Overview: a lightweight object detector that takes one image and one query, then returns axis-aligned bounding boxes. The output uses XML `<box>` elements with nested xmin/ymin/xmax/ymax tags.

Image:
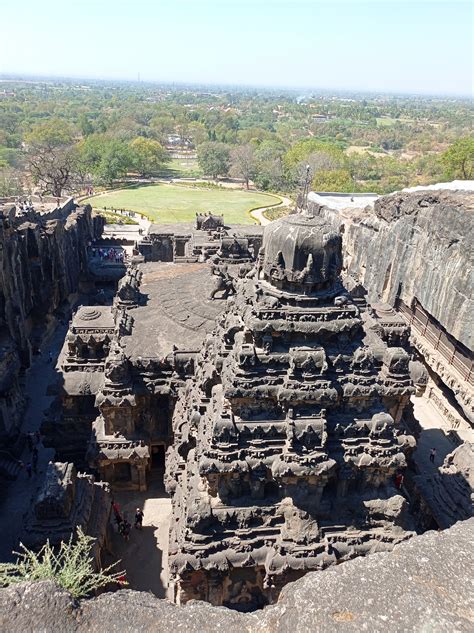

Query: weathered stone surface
<box><xmin>0</xmin><ymin>519</ymin><xmax>472</xmax><ymax>632</ymax></box>
<box><xmin>310</xmin><ymin>190</ymin><xmax>473</xmax><ymax>350</ymax></box>
<box><xmin>21</xmin><ymin>461</ymin><xmax>111</xmax><ymax>563</ymax></box>
<box><xmin>412</xmin><ymin>442</ymin><xmax>474</xmax><ymax>530</ymax></box>
<box><xmin>165</xmin><ymin>208</ymin><xmax>417</xmax><ymax>608</ymax></box>
<box><xmin>308</xmin><ymin>189</ymin><xmax>473</xmax><ymax>423</ymax></box>
<box><xmin>0</xmin><ymin>202</ymin><xmax>104</xmax><ymax>445</ymax></box>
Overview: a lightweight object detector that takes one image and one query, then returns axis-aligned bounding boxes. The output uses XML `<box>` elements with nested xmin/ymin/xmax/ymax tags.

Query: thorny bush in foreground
<box><xmin>0</xmin><ymin>528</ymin><xmax>125</xmax><ymax>598</ymax></box>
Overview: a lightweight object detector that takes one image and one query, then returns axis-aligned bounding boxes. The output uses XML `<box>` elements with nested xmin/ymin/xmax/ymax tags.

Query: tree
<box><xmin>230</xmin><ymin>144</ymin><xmax>256</xmax><ymax>189</ymax></box>
<box><xmin>77</xmin><ymin>135</ymin><xmax>135</xmax><ymax>186</ymax></box>
<box><xmin>25</xmin><ymin>119</ymin><xmax>77</xmax><ymax>197</ymax></box>
<box><xmin>197</xmin><ymin>142</ymin><xmax>230</xmax><ymax>180</ymax></box>
<box><xmin>284</xmin><ymin>139</ymin><xmax>345</xmax><ymax>170</ymax></box>
<box><xmin>0</xmin><ymin>167</ymin><xmax>22</xmax><ymax>197</ymax></box>
<box><xmin>130</xmin><ymin>137</ymin><xmax>169</xmax><ymax>177</ymax></box>
<box><xmin>442</xmin><ymin>137</ymin><xmax>474</xmax><ymax>180</ymax></box>
<box><xmin>253</xmin><ymin>141</ymin><xmax>287</xmax><ymax>191</ymax></box>
<box><xmin>312</xmin><ymin>169</ymin><xmax>354</xmax><ymax>193</ymax></box>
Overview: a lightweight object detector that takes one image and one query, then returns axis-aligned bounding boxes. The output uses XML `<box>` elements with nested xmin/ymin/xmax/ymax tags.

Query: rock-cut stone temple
<box><xmin>165</xmin><ymin>207</ymin><xmax>417</xmax><ymax>610</ymax></box>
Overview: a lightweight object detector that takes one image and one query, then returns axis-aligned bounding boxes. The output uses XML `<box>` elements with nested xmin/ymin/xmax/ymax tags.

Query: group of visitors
<box><xmin>16</xmin><ymin>198</ymin><xmax>34</xmax><ymax>213</ymax></box>
<box><xmin>111</xmin><ymin>501</ymin><xmax>145</xmax><ymax>541</ymax></box>
<box><xmin>91</xmin><ymin>247</ymin><xmax>125</xmax><ymax>263</ymax></box>
<box><xmin>103</xmin><ymin>207</ymin><xmax>137</xmax><ymax>219</ymax></box>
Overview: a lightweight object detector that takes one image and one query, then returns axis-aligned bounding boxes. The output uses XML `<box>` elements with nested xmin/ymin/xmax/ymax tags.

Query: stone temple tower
<box><xmin>165</xmin><ymin>207</ymin><xmax>416</xmax><ymax>610</ymax></box>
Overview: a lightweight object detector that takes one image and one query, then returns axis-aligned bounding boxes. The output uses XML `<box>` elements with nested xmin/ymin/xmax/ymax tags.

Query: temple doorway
<box><xmin>151</xmin><ymin>444</ymin><xmax>166</xmax><ymax>469</ymax></box>
<box><xmin>114</xmin><ymin>462</ymin><xmax>131</xmax><ymax>482</ymax></box>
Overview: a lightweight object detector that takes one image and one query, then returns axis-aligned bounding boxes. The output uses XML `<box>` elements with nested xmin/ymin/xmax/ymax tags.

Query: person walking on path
<box><xmin>134</xmin><ymin>508</ymin><xmax>144</xmax><ymax>530</ymax></box>
<box><xmin>429</xmin><ymin>447</ymin><xmax>437</xmax><ymax>463</ymax></box>
<box><xmin>25</xmin><ymin>462</ymin><xmax>32</xmax><ymax>478</ymax></box>
<box><xmin>26</xmin><ymin>432</ymin><xmax>34</xmax><ymax>452</ymax></box>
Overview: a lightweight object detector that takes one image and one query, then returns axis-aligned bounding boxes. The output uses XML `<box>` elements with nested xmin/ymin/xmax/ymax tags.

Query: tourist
<box><xmin>26</xmin><ymin>433</ymin><xmax>34</xmax><ymax>452</ymax></box>
<box><xmin>48</xmin><ymin>351</ymin><xmax>53</xmax><ymax>364</ymax></box>
<box><xmin>395</xmin><ymin>472</ymin><xmax>404</xmax><ymax>489</ymax></box>
<box><xmin>112</xmin><ymin>501</ymin><xmax>122</xmax><ymax>523</ymax></box>
<box><xmin>35</xmin><ymin>430</ymin><xmax>41</xmax><ymax>446</ymax></box>
<box><xmin>429</xmin><ymin>447</ymin><xmax>437</xmax><ymax>463</ymax></box>
<box><xmin>120</xmin><ymin>520</ymin><xmax>131</xmax><ymax>541</ymax></box>
<box><xmin>134</xmin><ymin>508</ymin><xmax>144</xmax><ymax>530</ymax></box>
<box><xmin>26</xmin><ymin>462</ymin><xmax>32</xmax><ymax>478</ymax></box>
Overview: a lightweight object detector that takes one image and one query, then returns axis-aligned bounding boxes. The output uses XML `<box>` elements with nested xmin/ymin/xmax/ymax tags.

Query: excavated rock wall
<box><xmin>310</xmin><ymin>190</ymin><xmax>473</xmax><ymax>350</ymax></box>
<box><xmin>0</xmin><ymin>203</ymin><xmax>104</xmax><ymax>443</ymax></box>
<box><xmin>0</xmin><ymin>519</ymin><xmax>472</xmax><ymax>632</ymax></box>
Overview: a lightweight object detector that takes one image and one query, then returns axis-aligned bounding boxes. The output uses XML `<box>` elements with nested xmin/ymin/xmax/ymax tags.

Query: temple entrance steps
<box><xmin>0</xmin><ymin>452</ymin><xmax>23</xmax><ymax>480</ymax></box>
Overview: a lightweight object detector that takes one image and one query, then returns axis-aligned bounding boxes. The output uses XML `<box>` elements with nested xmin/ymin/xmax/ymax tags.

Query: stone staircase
<box><xmin>0</xmin><ymin>451</ymin><xmax>23</xmax><ymax>480</ymax></box>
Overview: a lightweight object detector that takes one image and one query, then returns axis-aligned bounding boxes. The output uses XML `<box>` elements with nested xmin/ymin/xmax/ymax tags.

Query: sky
<box><xmin>1</xmin><ymin>0</ymin><xmax>472</xmax><ymax>96</ymax></box>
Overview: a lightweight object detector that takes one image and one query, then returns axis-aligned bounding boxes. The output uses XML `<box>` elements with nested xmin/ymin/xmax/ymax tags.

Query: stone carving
<box><xmin>196</xmin><ymin>213</ymin><xmax>224</xmax><ymax>231</ymax></box>
<box><xmin>412</xmin><ymin>442</ymin><xmax>474</xmax><ymax>530</ymax></box>
<box><xmin>209</xmin><ymin>264</ymin><xmax>236</xmax><ymax>300</ymax></box>
<box><xmin>165</xmin><ymin>205</ymin><xmax>416</xmax><ymax>609</ymax></box>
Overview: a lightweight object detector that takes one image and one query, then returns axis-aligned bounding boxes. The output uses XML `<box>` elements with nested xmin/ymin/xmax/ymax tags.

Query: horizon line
<box><xmin>0</xmin><ymin>71</ymin><xmax>472</xmax><ymax>100</ymax></box>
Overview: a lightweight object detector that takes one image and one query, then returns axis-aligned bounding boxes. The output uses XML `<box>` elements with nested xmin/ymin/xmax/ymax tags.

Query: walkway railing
<box><xmin>397</xmin><ymin>299</ymin><xmax>473</xmax><ymax>385</ymax></box>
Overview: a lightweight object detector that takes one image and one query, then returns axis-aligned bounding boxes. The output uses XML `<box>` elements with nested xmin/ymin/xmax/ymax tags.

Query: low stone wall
<box><xmin>0</xmin><ymin>519</ymin><xmax>472</xmax><ymax>632</ymax></box>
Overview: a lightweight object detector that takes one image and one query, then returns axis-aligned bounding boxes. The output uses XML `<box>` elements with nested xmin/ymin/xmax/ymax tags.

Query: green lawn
<box><xmin>159</xmin><ymin>157</ymin><xmax>202</xmax><ymax>178</ymax></box>
<box><xmin>84</xmin><ymin>183</ymin><xmax>280</xmax><ymax>224</ymax></box>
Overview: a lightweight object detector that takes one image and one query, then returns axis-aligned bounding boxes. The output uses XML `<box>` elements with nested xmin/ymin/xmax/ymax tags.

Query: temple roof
<box><xmin>121</xmin><ymin>262</ymin><xmax>227</xmax><ymax>361</ymax></box>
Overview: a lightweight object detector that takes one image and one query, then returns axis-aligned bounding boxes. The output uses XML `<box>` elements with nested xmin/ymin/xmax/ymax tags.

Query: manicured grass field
<box><xmin>84</xmin><ymin>183</ymin><xmax>280</xmax><ymax>224</ymax></box>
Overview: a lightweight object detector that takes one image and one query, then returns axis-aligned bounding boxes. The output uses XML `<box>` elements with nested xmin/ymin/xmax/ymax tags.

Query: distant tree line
<box><xmin>0</xmin><ymin>81</ymin><xmax>472</xmax><ymax>197</ymax></box>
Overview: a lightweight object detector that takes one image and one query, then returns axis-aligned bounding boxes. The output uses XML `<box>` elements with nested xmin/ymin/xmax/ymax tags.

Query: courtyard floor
<box><xmin>411</xmin><ymin>394</ymin><xmax>458</xmax><ymax>474</ymax></box>
<box><xmin>107</xmin><ymin>468</ymin><xmax>171</xmax><ymax>599</ymax></box>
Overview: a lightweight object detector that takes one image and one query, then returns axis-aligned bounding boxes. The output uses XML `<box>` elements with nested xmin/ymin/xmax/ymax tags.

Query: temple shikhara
<box><xmin>165</xmin><ymin>207</ymin><xmax>417</xmax><ymax>608</ymax></box>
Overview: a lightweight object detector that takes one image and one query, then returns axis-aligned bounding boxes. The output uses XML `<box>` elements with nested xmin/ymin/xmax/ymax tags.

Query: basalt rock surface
<box><xmin>0</xmin><ymin>202</ymin><xmax>104</xmax><ymax>445</ymax></box>
<box><xmin>0</xmin><ymin>519</ymin><xmax>472</xmax><ymax>633</ymax></box>
<box><xmin>310</xmin><ymin>190</ymin><xmax>473</xmax><ymax>350</ymax></box>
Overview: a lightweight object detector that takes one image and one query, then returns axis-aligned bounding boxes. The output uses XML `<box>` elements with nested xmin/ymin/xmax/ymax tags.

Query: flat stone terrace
<box><xmin>122</xmin><ymin>262</ymin><xmax>227</xmax><ymax>360</ymax></box>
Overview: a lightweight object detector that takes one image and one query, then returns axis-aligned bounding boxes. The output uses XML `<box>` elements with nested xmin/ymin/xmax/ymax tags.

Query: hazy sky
<box><xmin>1</xmin><ymin>0</ymin><xmax>472</xmax><ymax>95</ymax></box>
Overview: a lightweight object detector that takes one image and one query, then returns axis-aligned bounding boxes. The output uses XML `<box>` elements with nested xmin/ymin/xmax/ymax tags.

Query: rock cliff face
<box><xmin>311</xmin><ymin>190</ymin><xmax>473</xmax><ymax>350</ymax></box>
<box><xmin>413</xmin><ymin>442</ymin><xmax>474</xmax><ymax>530</ymax></box>
<box><xmin>0</xmin><ymin>519</ymin><xmax>472</xmax><ymax>633</ymax></box>
<box><xmin>0</xmin><ymin>201</ymin><xmax>104</xmax><ymax>444</ymax></box>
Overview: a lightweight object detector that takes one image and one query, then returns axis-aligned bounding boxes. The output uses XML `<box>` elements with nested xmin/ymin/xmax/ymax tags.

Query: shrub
<box><xmin>0</xmin><ymin>528</ymin><xmax>124</xmax><ymax>598</ymax></box>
